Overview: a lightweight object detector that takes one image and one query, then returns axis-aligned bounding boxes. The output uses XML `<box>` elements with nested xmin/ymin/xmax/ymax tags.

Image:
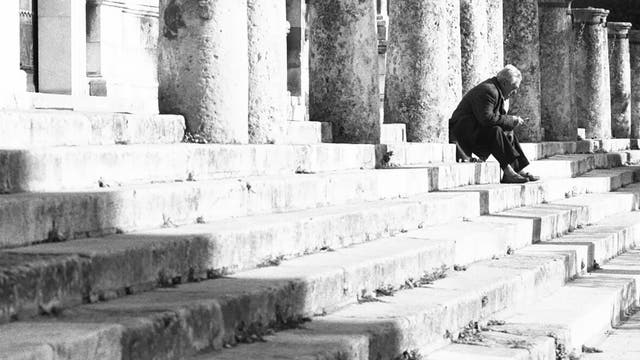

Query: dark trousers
<box><xmin>471</xmin><ymin>126</ymin><xmax>530</xmax><ymax>172</ymax></box>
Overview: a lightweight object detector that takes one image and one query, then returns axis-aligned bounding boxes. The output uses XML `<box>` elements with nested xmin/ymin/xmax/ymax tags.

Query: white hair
<box><xmin>496</xmin><ymin>65</ymin><xmax>522</xmax><ymax>85</ymax></box>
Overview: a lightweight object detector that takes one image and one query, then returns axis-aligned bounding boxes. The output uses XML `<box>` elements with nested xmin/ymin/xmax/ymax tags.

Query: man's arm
<box><xmin>470</xmin><ymin>89</ymin><xmax>519</xmax><ymax>130</ymax></box>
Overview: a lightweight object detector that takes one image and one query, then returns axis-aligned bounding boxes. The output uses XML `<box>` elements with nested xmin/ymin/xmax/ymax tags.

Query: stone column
<box><xmin>539</xmin><ymin>0</ymin><xmax>574</xmax><ymax>141</ymax></box>
<box><xmin>486</xmin><ymin>0</ymin><xmax>504</xmax><ymax>74</ymax></box>
<box><xmin>384</xmin><ymin>0</ymin><xmax>448</xmax><ymax>142</ymax></box>
<box><xmin>158</xmin><ymin>0</ymin><xmax>248</xmax><ymax>144</ymax></box>
<box><xmin>571</xmin><ymin>8</ymin><xmax>611</xmax><ymax>139</ymax></box>
<box><xmin>0</xmin><ymin>1</ymin><xmax>26</xmax><ymax>106</ymax></box>
<box><xmin>446</xmin><ymin>0</ymin><xmax>463</xmax><ymax>120</ymax></box>
<box><xmin>38</xmin><ymin>0</ymin><xmax>87</xmax><ymax>95</ymax></box>
<box><xmin>461</xmin><ymin>0</ymin><xmax>489</xmax><ymax>93</ymax></box>
<box><xmin>608</xmin><ymin>22</ymin><xmax>633</xmax><ymax>139</ymax></box>
<box><xmin>630</xmin><ymin>30</ymin><xmax>640</xmax><ymax>139</ymax></box>
<box><xmin>503</xmin><ymin>0</ymin><xmax>542</xmax><ymax>141</ymax></box>
<box><xmin>308</xmin><ymin>0</ymin><xmax>380</xmax><ymax>144</ymax></box>
<box><xmin>248</xmin><ymin>0</ymin><xmax>288</xmax><ymax>144</ymax></box>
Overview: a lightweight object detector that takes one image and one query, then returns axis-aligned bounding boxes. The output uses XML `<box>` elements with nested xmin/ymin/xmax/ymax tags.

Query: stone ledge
<box><xmin>0</xmin><ymin>110</ymin><xmax>185</xmax><ymax>147</ymax></box>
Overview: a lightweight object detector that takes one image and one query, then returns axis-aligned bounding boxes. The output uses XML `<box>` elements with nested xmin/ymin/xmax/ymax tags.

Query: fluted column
<box><xmin>461</xmin><ymin>0</ymin><xmax>489</xmax><ymax>93</ymax></box>
<box><xmin>159</xmin><ymin>0</ymin><xmax>248</xmax><ymax>144</ymax></box>
<box><xmin>384</xmin><ymin>0</ymin><xmax>448</xmax><ymax>142</ymax></box>
<box><xmin>308</xmin><ymin>0</ymin><xmax>380</xmax><ymax>143</ymax></box>
<box><xmin>248</xmin><ymin>0</ymin><xmax>288</xmax><ymax>144</ymax></box>
<box><xmin>571</xmin><ymin>8</ymin><xmax>611</xmax><ymax>139</ymax></box>
<box><xmin>539</xmin><ymin>0</ymin><xmax>574</xmax><ymax>140</ymax></box>
<box><xmin>608</xmin><ymin>22</ymin><xmax>633</xmax><ymax>139</ymax></box>
<box><xmin>446</xmin><ymin>0</ymin><xmax>463</xmax><ymax>120</ymax></box>
<box><xmin>503</xmin><ymin>0</ymin><xmax>542</xmax><ymax>141</ymax></box>
<box><xmin>631</xmin><ymin>30</ymin><xmax>640</xmax><ymax>139</ymax></box>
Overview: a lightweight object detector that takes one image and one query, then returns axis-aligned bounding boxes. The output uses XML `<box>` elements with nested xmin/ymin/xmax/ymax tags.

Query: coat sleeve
<box><xmin>470</xmin><ymin>88</ymin><xmax>518</xmax><ymax>130</ymax></box>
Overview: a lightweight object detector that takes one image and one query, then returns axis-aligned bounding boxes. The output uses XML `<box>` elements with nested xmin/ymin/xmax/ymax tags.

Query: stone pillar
<box><xmin>539</xmin><ymin>0</ymin><xmax>574</xmax><ymax>141</ymax></box>
<box><xmin>248</xmin><ymin>0</ymin><xmax>288</xmax><ymax>144</ymax></box>
<box><xmin>486</xmin><ymin>0</ymin><xmax>504</xmax><ymax>74</ymax></box>
<box><xmin>0</xmin><ymin>0</ymin><xmax>26</xmax><ymax>106</ymax></box>
<box><xmin>308</xmin><ymin>0</ymin><xmax>380</xmax><ymax>144</ymax></box>
<box><xmin>631</xmin><ymin>30</ymin><xmax>640</xmax><ymax>139</ymax></box>
<box><xmin>446</xmin><ymin>0</ymin><xmax>463</xmax><ymax>119</ymax></box>
<box><xmin>503</xmin><ymin>0</ymin><xmax>542</xmax><ymax>141</ymax></box>
<box><xmin>158</xmin><ymin>0</ymin><xmax>248</xmax><ymax>144</ymax></box>
<box><xmin>38</xmin><ymin>0</ymin><xmax>87</xmax><ymax>95</ymax></box>
<box><xmin>608</xmin><ymin>22</ymin><xmax>633</xmax><ymax>139</ymax></box>
<box><xmin>461</xmin><ymin>0</ymin><xmax>489</xmax><ymax>93</ymax></box>
<box><xmin>571</xmin><ymin>8</ymin><xmax>611</xmax><ymax>139</ymax></box>
<box><xmin>384</xmin><ymin>0</ymin><xmax>448</xmax><ymax>142</ymax></box>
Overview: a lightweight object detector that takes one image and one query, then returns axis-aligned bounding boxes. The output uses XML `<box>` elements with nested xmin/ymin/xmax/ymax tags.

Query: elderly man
<box><xmin>449</xmin><ymin>65</ymin><xmax>538</xmax><ymax>183</ymax></box>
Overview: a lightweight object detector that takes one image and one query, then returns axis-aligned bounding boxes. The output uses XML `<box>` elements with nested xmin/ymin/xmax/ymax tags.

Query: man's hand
<box><xmin>504</xmin><ymin>115</ymin><xmax>525</xmax><ymax>128</ymax></box>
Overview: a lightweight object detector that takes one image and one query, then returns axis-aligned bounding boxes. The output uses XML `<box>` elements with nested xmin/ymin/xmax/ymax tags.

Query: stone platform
<box><xmin>2</xmin><ymin>110</ymin><xmax>640</xmax><ymax>359</ymax></box>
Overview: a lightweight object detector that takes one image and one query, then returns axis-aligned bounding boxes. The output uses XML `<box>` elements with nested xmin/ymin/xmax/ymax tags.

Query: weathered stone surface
<box><xmin>608</xmin><ymin>22</ymin><xmax>633</xmax><ymax>139</ymax></box>
<box><xmin>308</xmin><ymin>0</ymin><xmax>380</xmax><ymax>144</ymax></box>
<box><xmin>460</xmin><ymin>0</ymin><xmax>489</xmax><ymax>93</ymax></box>
<box><xmin>571</xmin><ymin>8</ymin><xmax>612</xmax><ymax>139</ymax></box>
<box><xmin>384</xmin><ymin>0</ymin><xmax>448</xmax><ymax>142</ymax></box>
<box><xmin>486</xmin><ymin>0</ymin><xmax>504</xmax><ymax>74</ymax></box>
<box><xmin>503</xmin><ymin>0</ymin><xmax>542</xmax><ymax>142</ymax></box>
<box><xmin>630</xmin><ymin>30</ymin><xmax>640</xmax><ymax>139</ymax></box>
<box><xmin>248</xmin><ymin>0</ymin><xmax>287</xmax><ymax>144</ymax></box>
<box><xmin>445</xmin><ymin>0</ymin><xmax>463</xmax><ymax>119</ymax></box>
<box><xmin>539</xmin><ymin>2</ymin><xmax>574</xmax><ymax>141</ymax></box>
<box><xmin>158</xmin><ymin>0</ymin><xmax>248</xmax><ymax>144</ymax></box>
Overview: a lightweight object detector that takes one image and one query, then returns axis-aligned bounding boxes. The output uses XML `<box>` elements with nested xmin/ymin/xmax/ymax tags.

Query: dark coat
<box><xmin>449</xmin><ymin>77</ymin><xmax>519</xmax><ymax>157</ymax></box>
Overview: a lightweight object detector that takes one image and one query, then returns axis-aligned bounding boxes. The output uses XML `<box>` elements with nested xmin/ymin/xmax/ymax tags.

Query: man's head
<box><xmin>496</xmin><ymin>65</ymin><xmax>522</xmax><ymax>99</ymax></box>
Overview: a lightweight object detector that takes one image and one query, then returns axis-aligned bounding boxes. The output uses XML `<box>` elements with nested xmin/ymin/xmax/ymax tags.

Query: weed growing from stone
<box><xmin>257</xmin><ymin>255</ymin><xmax>286</xmax><ymax>268</ymax></box>
<box><xmin>182</xmin><ymin>131</ymin><xmax>209</xmax><ymax>144</ymax></box>
<box><xmin>380</xmin><ymin>151</ymin><xmax>395</xmax><ymax>168</ymax></box>
<box><xmin>454</xmin><ymin>321</ymin><xmax>484</xmax><ymax>345</ymax></box>
<box><xmin>357</xmin><ymin>289</ymin><xmax>384</xmax><ymax>303</ymax></box>
<box><xmin>196</xmin><ymin>216</ymin><xmax>206</xmax><ymax>224</ymax></box>
<box><xmin>593</xmin><ymin>260</ymin><xmax>601</xmax><ymax>270</ymax></box>
<box><xmin>453</xmin><ymin>264</ymin><xmax>467</xmax><ymax>271</ymax></box>
<box><xmin>162</xmin><ymin>214</ymin><xmax>177</xmax><ymax>228</ymax></box>
<box><xmin>506</xmin><ymin>246</ymin><xmax>515</xmax><ymax>255</ymax></box>
<box><xmin>486</xmin><ymin>319</ymin><xmax>506</xmax><ymax>326</ymax></box>
<box><xmin>375</xmin><ymin>284</ymin><xmax>397</xmax><ymax>297</ymax></box>
<box><xmin>402</xmin><ymin>265</ymin><xmax>449</xmax><ymax>289</ymax></box>
<box><xmin>393</xmin><ymin>350</ymin><xmax>422</xmax><ymax>360</ymax></box>
<box><xmin>206</xmin><ymin>267</ymin><xmax>230</xmax><ymax>279</ymax></box>
<box><xmin>295</xmin><ymin>166</ymin><xmax>315</xmax><ymax>174</ymax></box>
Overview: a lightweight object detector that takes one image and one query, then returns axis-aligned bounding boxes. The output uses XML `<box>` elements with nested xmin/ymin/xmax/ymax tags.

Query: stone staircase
<box><xmin>3</xmin><ymin>110</ymin><xmax>640</xmax><ymax>359</ymax></box>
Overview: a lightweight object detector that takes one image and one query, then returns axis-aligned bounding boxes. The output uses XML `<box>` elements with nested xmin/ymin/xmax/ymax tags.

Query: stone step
<box><xmin>381</xmin><ymin>123</ymin><xmax>407</xmax><ymax>143</ymax></box>
<box><xmin>0</xmin><ymin>163</ymin><xmax>499</xmax><ymax>248</ymax></box>
<box><xmin>0</xmin><ymin>143</ymin><xmax>378</xmax><ymax>193</ymax></box>
<box><xmin>519</xmin><ymin>139</ymin><xmax>634</xmax><ymax>162</ymax></box>
<box><xmin>0</xmin><ymin>110</ymin><xmax>185</xmax><ymax>147</ymax></box>
<box><xmin>191</xmin><ymin>215</ymin><xmax>640</xmax><ymax>360</ymax></box>
<box><xmin>283</xmin><ymin>121</ymin><xmax>332</xmax><ymax>144</ymax></box>
<box><xmin>5</xmin><ymin>196</ymin><xmax>640</xmax><ymax>360</ymax></box>
<box><xmin>582</xmin><ymin>308</ymin><xmax>640</xmax><ymax>359</ymax></box>
<box><xmin>0</xmin><ymin>217</ymin><xmax>581</xmax><ymax>360</ymax></box>
<box><xmin>2</xmin><ymin>176</ymin><xmax>638</xmax><ymax>333</ymax></box>
<box><xmin>380</xmin><ymin>142</ymin><xmax>456</xmax><ymax>166</ymax></box>
<box><xmin>425</xmin><ymin>332</ymin><xmax>555</xmax><ymax>360</ymax></box>
<box><xmin>488</xmin><ymin>249</ymin><xmax>640</xmax><ymax>357</ymax></box>
<box><xmin>448</xmin><ymin>166</ymin><xmax>640</xmax><ymax>214</ymax></box>
<box><xmin>0</xmin><ymin>191</ymin><xmax>480</xmax><ymax>323</ymax></box>
<box><xmin>523</xmin><ymin>153</ymin><xmax>625</xmax><ymax>179</ymax></box>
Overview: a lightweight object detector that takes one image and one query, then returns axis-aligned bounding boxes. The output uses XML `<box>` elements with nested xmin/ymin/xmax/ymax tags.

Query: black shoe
<box><xmin>501</xmin><ymin>172</ymin><xmax>529</xmax><ymax>184</ymax></box>
<box><xmin>519</xmin><ymin>172</ymin><xmax>540</xmax><ymax>182</ymax></box>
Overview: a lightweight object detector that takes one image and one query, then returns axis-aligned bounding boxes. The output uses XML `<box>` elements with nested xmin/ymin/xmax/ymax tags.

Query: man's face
<box><xmin>505</xmin><ymin>79</ymin><xmax>521</xmax><ymax>99</ymax></box>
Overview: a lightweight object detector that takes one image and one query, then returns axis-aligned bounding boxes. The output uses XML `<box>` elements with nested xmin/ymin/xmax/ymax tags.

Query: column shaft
<box><xmin>631</xmin><ymin>31</ymin><xmax>640</xmax><ymax>139</ymax></box>
<box><xmin>486</xmin><ymin>0</ymin><xmax>504</xmax><ymax>74</ymax></box>
<box><xmin>308</xmin><ymin>0</ymin><xmax>379</xmax><ymax>144</ymax></box>
<box><xmin>461</xmin><ymin>0</ymin><xmax>489</xmax><ymax>93</ymax></box>
<box><xmin>38</xmin><ymin>0</ymin><xmax>87</xmax><ymax>95</ymax></box>
<box><xmin>539</xmin><ymin>0</ymin><xmax>574</xmax><ymax>140</ymax></box>
<box><xmin>446</xmin><ymin>0</ymin><xmax>463</xmax><ymax>120</ymax></box>
<box><xmin>608</xmin><ymin>22</ymin><xmax>633</xmax><ymax>138</ymax></box>
<box><xmin>384</xmin><ymin>0</ymin><xmax>448</xmax><ymax>142</ymax></box>
<box><xmin>158</xmin><ymin>0</ymin><xmax>248</xmax><ymax>144</ymax></box>
<box><xmin>248</xmin><ymin>0</ymin><xmax>287</xmax><ymax>144</ymax></box>
<box><xmin>503</xmin><ymin>0</ymin><xmax>542</xmax><ymax>141</ymax></box>
<box><xmin>571</xmin><ymin>8</ymin><xmax>611</xmax><ymax>139</ymax></box>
